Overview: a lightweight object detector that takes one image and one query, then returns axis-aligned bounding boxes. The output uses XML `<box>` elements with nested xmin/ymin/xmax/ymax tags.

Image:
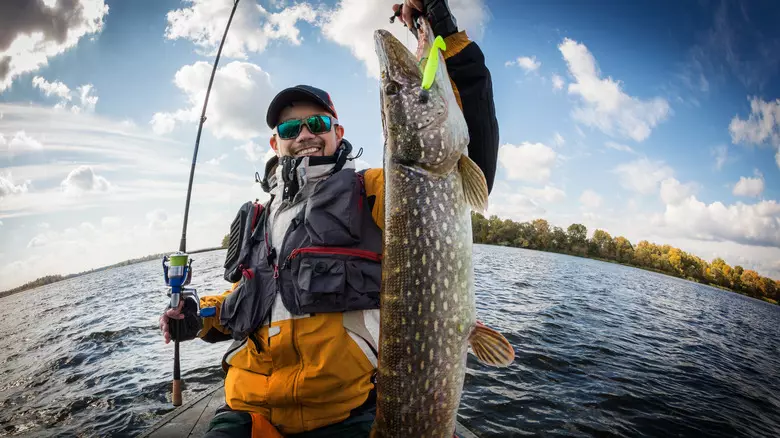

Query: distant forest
<box><xmin>471</xmin><ymin>213</ymin><xmax>780</xmax><ymax>305</ymax></box>
<box><xmin>0</xmin><ymin>247</ymin><xmax>222</xmax><ymax>299</ymax></box>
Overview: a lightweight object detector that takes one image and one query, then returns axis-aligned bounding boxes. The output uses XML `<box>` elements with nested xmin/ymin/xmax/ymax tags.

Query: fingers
<box><xmin>401</xmin><ymin>1</ymin><xmax>415</xmax><ymax>28</ymax></box>
<box><xmin>160</xmin><ymin>301</ymin><xmax>185</xmax><ymax>344</ymax></box>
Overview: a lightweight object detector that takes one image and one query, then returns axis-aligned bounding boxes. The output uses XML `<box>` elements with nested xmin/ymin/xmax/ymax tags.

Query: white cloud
<box><xmin>733</xmin><ymin>172</ymin><xmax>764</xmax><ymax>198</ymax></box>
<box><xmin>73</xmin><ymin>84</ymin><xmax>98</xmax><ymax>113</ymax></box>
<box><xmin>553</xmin><ymin>132</ymin><xmax>565</xmax><ymax>147</ymax></box>
<box><xmin>507</xmin><ymin>56</ymin><xmax>540</xmax><ymax>73</ymax></box>
<box><xmin>498</xmin><ymin>142</ymin><xmax>556</xmax><ymax>183</ymax></box>
<box><xmin>165</xmin><ymin>0</ymin><xmax>318</xmax><ymax>59</ymax></box>
<box><xmin>729</xmin><ymin>97</ymin><xmax>780</xmax><ymax>169</ymax></box>
<box><xmin>0</xmin><ymin>0</ymin><xmax>108</xmax><ymax>92</ymax></box>
<box><xmin>320</xmin><ymin>0</ymin><xmax>488</xmax><ymax>78</ymax></box>
<box><xmin>521</xmin><ymin>185</ymin><xmax>566</xmax><ymax>203</ymax></box>
<box><xmin>660</xmin><ymin>177</ymin><xmax>696</xmax><ymax>205</ymax></box>
<box><xmin>551</xmin><ymin>74</ymin><xmax>564</xmax><ymax>91</ymax></box>
<box><xmin>150</xmin><ymin>112</ymin><xmax>177</xmax><ymax>136</ymax></box>
<box><xmin>605</xmin><ymin>141</ymin><xmax>635</xmax><ymax>153</ymax></box>
<box><xmin>27</xmin><ymin>234</ymin><xmax>48</xmax><ymax>248</ymax></box>
<box><xmin>657</xmin><ymin>197</ymin><xmax>780</xmax><ymax>248</ymax></box>
<box><xmin>32</xmin><ymin>76</ymin><xmax>71</xmax><ymax>100</ymax></box>
<box><xmin>5</xmin><ymin>131</ymin><xmax>44</xmax><ymax>151</ymax></box>
<box><xmin>558</xmin><ymin>38</ymin><xmax>671</xmax><ymax>142</ymax></box>
<box><xmin>32</xmin><ymin>76</ymin><xmax>98</xmax><ymax>113</ymax></box>
<box><xmin>60</xmin><ymin>165</ymin><xmax>110</xmax><ymax>195</ymax></box>
<box><xmin>0</xmin><ymin>172</ymin><xmax>30</xmax><ymax>199</ymax></box>
<box><xmin>712</xmin><ymin>144</ymin><xmax>728</xmax><ymax>170</ymax></box>
<box><xmin>151</xmin><ymin>61</ymin><xmax>275</xmax><ymax>140</ymax></box>
<box><xmin>579</xmin><ymin>189</ymin><xmax>602</xmax><ymax>209</ymax></box>
<box><xmin>206</xmin><ymin>153</ymin><xmax>228</xmax><ymax>166</ymax></box>
<box><xmin>613</xmin><ymin>158</ymin><xmax>674</xmax><ymax>195</ymax></box>
<box><xmin>486</xmin><ymin>181</ymin><xmax>546</xmax><ymax>222</ymax></box>
<box><xmin>729</xmin><ymin>97</ymin><xmax>780</xmax><ymax>146</ymax></box>
<box><xmin>235</xmin><ymin>140</ymin><xmax>276</xmax><ymax>164</ymax></box>
<box><xmin>146</xmin><ymin>209</ymin><xmax>171</xmax><ymax>230</ymax></box>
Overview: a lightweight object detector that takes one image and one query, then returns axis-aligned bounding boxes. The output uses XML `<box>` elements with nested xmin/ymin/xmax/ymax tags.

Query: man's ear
<box><xmin>335</xmin><ymin>124</ymin><xmax>345</xmax><ymax>142</ymax></box>
<box><xmin>269</xmin><ymin>134</ymin><xmax>278</xmax><ymax>152</ymax></box>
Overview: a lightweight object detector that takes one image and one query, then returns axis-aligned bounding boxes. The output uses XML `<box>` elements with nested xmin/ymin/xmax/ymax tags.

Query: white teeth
<box><xmin>295</xmin><ymin>147</ymin><xmax>319</xmax><ymax>156</ymax></box>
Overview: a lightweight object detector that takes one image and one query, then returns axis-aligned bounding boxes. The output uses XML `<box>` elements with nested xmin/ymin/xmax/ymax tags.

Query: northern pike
<box><xmin>372</xmin><ymin>19</ymin><xmax>515</xmax><ymax>438</ymax></box>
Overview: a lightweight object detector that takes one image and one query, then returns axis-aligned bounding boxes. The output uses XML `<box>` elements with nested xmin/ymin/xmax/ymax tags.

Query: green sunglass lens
<box><xmin>277</xmin><ymin>120</ymin><xmax>301</xmax><ymax>139</ymax></box>
<box><xmin>306</xmin><ymin>116</ymin><xmax>330</xmax><ymax>133</ymax></box>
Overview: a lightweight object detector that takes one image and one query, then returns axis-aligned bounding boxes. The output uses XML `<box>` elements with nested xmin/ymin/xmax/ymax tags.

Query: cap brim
<box><xmin>266</xmin><ymin>87</ymin><xmax>335</xmax><ymax>129</ymax></box>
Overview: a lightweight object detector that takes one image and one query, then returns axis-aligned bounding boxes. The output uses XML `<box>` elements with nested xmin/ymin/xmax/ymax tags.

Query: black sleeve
<box><xmin>445</xmin><ymin>41</ymin><xmax>500</xmax><ymax>194</ymax></box>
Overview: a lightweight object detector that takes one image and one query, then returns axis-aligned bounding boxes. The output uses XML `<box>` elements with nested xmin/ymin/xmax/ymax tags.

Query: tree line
<box><xmin>471</xmin><ymin>213</ymin><xmax>780</xmax><ymax>304</ymax></box>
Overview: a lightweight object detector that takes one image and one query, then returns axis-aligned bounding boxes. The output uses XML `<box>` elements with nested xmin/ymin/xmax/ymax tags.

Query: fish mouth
<box><xmin>374</xmin><ymin>29</ymin><xmax>421</xmax><ymax>84</ymax></box>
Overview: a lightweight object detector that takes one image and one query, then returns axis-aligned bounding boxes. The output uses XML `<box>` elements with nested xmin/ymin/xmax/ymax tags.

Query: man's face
<box><xmin>270</xmin><ymin>101</ymin><xmax>345</xmax><ymax>158</ymax></box>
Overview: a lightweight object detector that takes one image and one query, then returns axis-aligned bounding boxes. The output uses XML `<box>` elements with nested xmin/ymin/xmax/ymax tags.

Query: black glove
<box><xmin>424</xmin><ymin>0</ymin><xmax>459</xmax><ymax>38</ymax></box>
<box><xmin>169</xmin><ymin>296</ymin><xmax>203</xmax><ymax>342</ymax></box>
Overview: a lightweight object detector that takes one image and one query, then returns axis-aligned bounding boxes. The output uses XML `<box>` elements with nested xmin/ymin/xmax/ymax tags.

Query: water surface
<box><xmin>1</xmin><ymin>245</ymin><xmax>778</xmax><ymax>437</ymax></box>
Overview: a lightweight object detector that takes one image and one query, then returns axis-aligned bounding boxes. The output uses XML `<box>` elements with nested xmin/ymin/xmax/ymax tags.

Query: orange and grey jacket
<box><xmin>194</xmin><ymin>31</ymin><xmax>498</xmax><ymax>435</ymax></box>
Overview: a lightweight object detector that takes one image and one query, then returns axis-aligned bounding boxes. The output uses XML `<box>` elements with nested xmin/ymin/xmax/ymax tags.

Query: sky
<box><xmin>1</xmin><ymin>0</ymin><xmax>779</xmax><ymax>291</ymax></box>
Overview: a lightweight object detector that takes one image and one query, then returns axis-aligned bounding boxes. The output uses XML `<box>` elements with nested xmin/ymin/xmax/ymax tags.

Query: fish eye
<box><xmin>385</xmin><ymin>81</ymin><xmax>401</xmax><ymax>96</ymax></box>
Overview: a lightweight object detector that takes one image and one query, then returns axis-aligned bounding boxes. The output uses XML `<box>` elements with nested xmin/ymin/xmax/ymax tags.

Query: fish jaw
<box><xmin>374</xmin><ymin>28</ymin><xmax>467</xmax><ymax>176</ymax></box>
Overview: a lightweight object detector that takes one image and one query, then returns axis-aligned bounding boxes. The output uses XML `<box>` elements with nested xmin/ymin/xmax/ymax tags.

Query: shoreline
<box><xmin>475</xmin><ymin>242</ymin><xmax>779</xmax><ymax>306</ymax></box>
<box><xmin>0</xmin><ymin>247</ymin><xmax>225</xmax><ymax>299</ymax></box>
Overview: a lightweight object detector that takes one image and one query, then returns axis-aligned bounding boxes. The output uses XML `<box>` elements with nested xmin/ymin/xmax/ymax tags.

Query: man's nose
<box><xmin>295</xmin><ymin>124</ymin><xmax>316</xmax><ymax>141</ymax></box>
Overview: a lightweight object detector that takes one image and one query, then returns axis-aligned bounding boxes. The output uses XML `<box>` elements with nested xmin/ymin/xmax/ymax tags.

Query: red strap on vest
<box><xmin>250</xmin><ymin>202</ymin><xmax>263</xmax><ymax>231</ymax></box>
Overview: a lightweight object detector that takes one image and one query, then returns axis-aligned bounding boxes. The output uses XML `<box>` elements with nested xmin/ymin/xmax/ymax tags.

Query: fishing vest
<box><xmin>219</xmin><ymin>167</ymin><xmax>383</xmax><ymax>342</ymax></box>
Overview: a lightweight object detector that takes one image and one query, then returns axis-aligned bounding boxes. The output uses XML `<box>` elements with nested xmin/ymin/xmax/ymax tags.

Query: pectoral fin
<box><xmin>468</xmin><ymin>322</ymin><xmax>515</xmax><ymax>367</ymax></box>
<box><xmin>458</xmin><ymin>154</ymin><xmax>489</xmax><ymax>213</ymax></box>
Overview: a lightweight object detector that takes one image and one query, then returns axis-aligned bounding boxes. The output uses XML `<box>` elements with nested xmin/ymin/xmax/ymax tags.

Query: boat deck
<box><xmin>139</xmin><ymin>385</ymin><xmax>479</xmax><ymax>437</ymax></box>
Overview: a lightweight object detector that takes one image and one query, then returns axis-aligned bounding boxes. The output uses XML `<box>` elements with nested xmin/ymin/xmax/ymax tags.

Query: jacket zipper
<box><xmin>284</xmin><ymin>247</ymin><xmax>382</xmax><ymax>267</ymax></box>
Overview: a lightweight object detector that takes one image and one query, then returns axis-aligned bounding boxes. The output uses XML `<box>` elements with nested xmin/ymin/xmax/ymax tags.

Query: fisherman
<box><xmin>158</xmin><ymin>1</ymin><xmax>499</xmax><ymax>436</ymax></box>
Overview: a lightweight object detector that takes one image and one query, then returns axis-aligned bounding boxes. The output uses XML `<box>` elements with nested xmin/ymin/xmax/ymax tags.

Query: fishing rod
<box><xmin>162</xmin><ymin>0</ymin><xmax>241</xmax><ymax>407</ymax></box>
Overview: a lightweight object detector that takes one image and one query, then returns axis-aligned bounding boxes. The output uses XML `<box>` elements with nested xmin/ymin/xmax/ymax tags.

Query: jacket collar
<box><xmin>261</xmin><ymin>150</ymin><xmax>355</xmax><ymax>204</ymax></box>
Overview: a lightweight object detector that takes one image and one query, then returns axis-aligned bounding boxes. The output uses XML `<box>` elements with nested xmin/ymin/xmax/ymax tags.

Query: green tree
<box><xmin>532</xmin><ymin>219</ymin><xmax>551</xmax><ymax>250</ymax></box>
<box><xmin>222</xmin><ymin>234</ymin><xmax>230</xmax><ymax>248</ymax></box>
<box><xmin>550</xmin><ymin>227</ymin><xmax>568</xmax><ymax>251</ymax></box>
<box><xmin>567</xmin><ymin>224</ymin><xmax>587</xmax><ymax>255</ymax></box>
<box><xmin>590</xmin><ymin>229</ymin><xmax>614</xmax><ymax>259</ymax></box>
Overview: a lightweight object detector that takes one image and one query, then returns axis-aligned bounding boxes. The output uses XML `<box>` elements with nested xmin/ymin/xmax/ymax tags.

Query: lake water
<box><xmin>0</xmin><ymin>245</ymin><xmax>778</xmax><ymax>437</ymax></box>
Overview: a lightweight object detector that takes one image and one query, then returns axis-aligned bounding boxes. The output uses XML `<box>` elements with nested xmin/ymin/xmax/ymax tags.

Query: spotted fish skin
<box><xmin>372</xmin><ymin>21</ymin><xmax>480</xmax><ymax>438</ymax></box>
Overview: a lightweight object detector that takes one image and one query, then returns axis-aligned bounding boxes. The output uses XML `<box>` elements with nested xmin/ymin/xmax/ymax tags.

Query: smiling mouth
<box><xmin>294</xmin><ymin>147</ymin><xmax>321</xmax><ymax>157</ymax></box>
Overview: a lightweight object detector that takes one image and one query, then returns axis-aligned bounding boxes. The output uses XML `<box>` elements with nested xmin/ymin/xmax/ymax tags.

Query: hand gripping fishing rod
<box><xmin>162</xmin><ymin>0</ymin><xmax>241</xmax><ymax>407</ymax></box>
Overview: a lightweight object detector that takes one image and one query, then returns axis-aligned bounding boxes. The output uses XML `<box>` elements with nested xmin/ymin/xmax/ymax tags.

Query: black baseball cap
<box><xmin>266</xmin><ymin>85</ymin><xmax>339</xmax><ymax>129</ymax></box>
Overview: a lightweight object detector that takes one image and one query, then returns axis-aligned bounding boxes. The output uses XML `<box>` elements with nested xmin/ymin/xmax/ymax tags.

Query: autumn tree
<box><xmin>613</xmin><ymin>236</ymin><xmax>634</xmax><ymax>264</ymax></box>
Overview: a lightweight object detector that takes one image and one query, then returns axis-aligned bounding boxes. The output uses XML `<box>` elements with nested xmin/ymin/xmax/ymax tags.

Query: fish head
<box><xmin>374</xmin><ymin>25</ymin><xmax>469</xmax><ymax>174</ymax></box>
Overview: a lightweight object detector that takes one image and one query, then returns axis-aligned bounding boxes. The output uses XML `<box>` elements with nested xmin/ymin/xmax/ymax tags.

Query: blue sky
<box><xmin>1</xmin><ymin>0</ymin><xmax>779</xmax><ymax>290</ymax></box>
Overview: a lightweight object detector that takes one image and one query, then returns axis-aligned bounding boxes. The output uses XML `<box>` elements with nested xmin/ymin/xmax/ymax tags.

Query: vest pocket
<box><xmin>290</xmin><ymin>248</ymin><xmax>382</xmax><ymax>314</ymax></box>
<box><xmin>344</xmin><ymin>260</ymin><xmax>381</xmax><ymax>309</ymax></box>
<box><xmin>297</xmin><ymin>257</ymin><xmax>347</xmax><ymax>311</ymax></box>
